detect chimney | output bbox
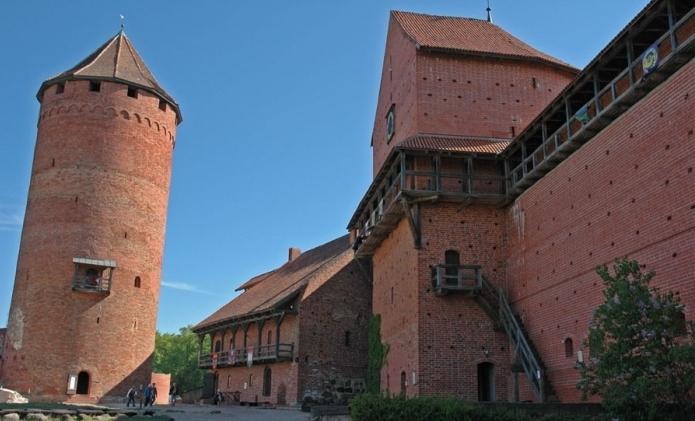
[288,247,302,262]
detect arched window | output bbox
[345,330,351,347]
[400,371,407,395]
[444,250,460,286]
[564,338,574,358]
[477,362,495,402]
[262,367,272,396]
[214,340,222,353]
[267,330,273,345]
[76,371,90,395]
[134,276,141,288]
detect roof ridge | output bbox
[392,9,490,24]
[73,33,119,77]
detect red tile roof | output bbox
[194,235,352,331]
[397,134,511,154]
[391,11,576,72]
[38,31,182,122]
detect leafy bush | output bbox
[577,259,695,420]
[366,314,389,394]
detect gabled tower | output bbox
[2,31,181,402]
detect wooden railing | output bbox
[72,275,111,293]
[431,264,483,295]
[199,343,294,368]
[509,6,695,192]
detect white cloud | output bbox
[161,281,211,295]
[0,205,23,231]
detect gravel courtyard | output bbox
[112,404,311,421]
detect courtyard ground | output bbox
[112,403,311,421]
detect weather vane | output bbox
[120,14,125,31]
[486,0,493,23]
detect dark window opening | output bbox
[400,371,406,395]
[477,362,495,402]
[134,276,141,288]
[267,330,273,345]
[76,371,90,395]
[127,86,138,98]
[345,331,351,347]
[89,81,101,92]
[564,338,574,358]
[532,77,539,89]
[56,83,65,94]
[159,99,167,111]
[444,250,461,285]
[262,367,272,396]
[214,340,222,353]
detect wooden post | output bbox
[275,313,285,358]
[466,156,473,194]
[666,0,677,49]
[399,152,406,191]
[564,97,572,138]
[434,153,441,193]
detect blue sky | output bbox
[0,0,649,333]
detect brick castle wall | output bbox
[297,260,371,401]
[506,59,695,402]
[2,79,177,402]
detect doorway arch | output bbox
[76,371,90,395]
[477,362,495,401]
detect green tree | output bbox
[154,326,209,393]
[577,259,695,420]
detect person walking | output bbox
[143,384,153,407]
[169,382,178,406]
[126,386,137,407]
[151,383,158,406]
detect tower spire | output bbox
[486,0,492,23]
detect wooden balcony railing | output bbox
[198,343,294,368]
[431,264,483,296]
[72,275,111,293]
[507,4,695,194]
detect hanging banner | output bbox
[642,44,659,76]
[575,105,591,124]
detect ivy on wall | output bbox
[367,314,389,394]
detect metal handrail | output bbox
[480,276,545,402]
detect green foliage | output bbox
[577,259,695,420]
[367,314,389,394]
[350,395,604,421]
[154,325,207,393]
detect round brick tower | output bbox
[1,31,181,402]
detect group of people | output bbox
[126,383,163,408]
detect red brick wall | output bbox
[505,59,695,402]
[371,17,576,177]
[150,372,171,405]
[416,54,575,139]
[216,362,299,405]
[297,260,371,401]
[417,203,510,400]
[2,79,177,402]
[371,17,419,176]
[372,219,420,396]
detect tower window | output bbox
[76,371,90,395]
[56,83,65,94]
[386,105,396,142]
[134,276,141,288]
[267,330,273,345]
[127,86,138,98]
[159,99,167,111]
[564,338,574,358]
[89,81,101,92]
[345,330,351,347]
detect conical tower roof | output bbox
[38,30,182,123]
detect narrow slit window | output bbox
[159,99,167,111]
[89,81,101,92]
[127,86,138,98]
[134,276,141,288]
[56,83,65,94]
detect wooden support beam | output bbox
[256,319,265,348]
[274,313,285,357]
[399,151,406,190]
[666,0,677,49]
[400,198,421,249]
